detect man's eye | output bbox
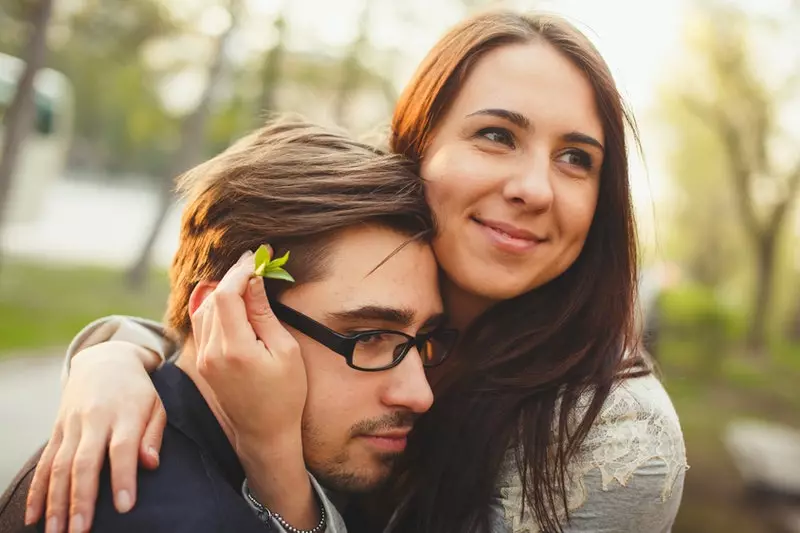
[356,333,390,345]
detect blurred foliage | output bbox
[1,0,181,176]
[0,0,400,179]
[656,286,800,532]
[657,1,800,354]
[0,0,54,254]
[0,0,31,57]
[659,284,740,376]
[126,0,245,288]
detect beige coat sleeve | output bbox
[62,315,172,382]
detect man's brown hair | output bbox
[165,118,434,340]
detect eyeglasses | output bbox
[270,300,459,372]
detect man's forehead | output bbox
[317,227,432,285]
[296,229,441,323]
[326,231,427,274]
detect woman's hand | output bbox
[191,252,316,529]
[26,342,166,533]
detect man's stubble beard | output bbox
[302,411,417,493]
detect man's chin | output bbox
[312,456,397,494]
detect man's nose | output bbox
[381,348,434,414]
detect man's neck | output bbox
[175,340,239,449]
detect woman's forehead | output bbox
[446,42,604,142]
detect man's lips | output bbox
[359,429,411,452]
[364,429,411,439]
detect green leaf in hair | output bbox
[253,244,295,283]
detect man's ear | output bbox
[188,280,219,317]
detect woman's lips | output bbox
[472,217,546,253]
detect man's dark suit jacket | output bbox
[0,363,271,532]
[0,445,40,533]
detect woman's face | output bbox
[422,42,604,305]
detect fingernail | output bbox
[24,508,33,525]
[249,278,260,295]
[69,513,84,532]
[116,490,133,513]
[148,446,160,465]
[45,516,58,533]
[238,250,253,262]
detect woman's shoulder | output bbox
[495,373,688,532]
[591,371,684,448]
[575,372,687,499]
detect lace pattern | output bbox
[498,374,687,532]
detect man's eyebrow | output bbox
[421,313,447,330]
[467,108,531,130]
[327,305,416,328]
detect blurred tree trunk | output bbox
[682,9,800,357]
[0,0,54,270]
[126,0,242,288]
[254,9,287,126]
[751,231,776,353]
[788,292,800,341]
[737,130,797,356]
[333,1,371,127]
[686,107,800,356]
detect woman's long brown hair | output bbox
[384,11,646,533]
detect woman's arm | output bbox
[62,315,173,378]
[27,318,176,533]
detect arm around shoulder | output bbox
[62,316,174,380]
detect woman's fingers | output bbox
[45,417,81,533]
[138,399,166,470]
[25,426,62,525]
[67,427,110,532]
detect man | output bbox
[0,119,455,532]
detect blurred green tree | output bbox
[0,0,31,56]
[254,5,287,127]
[126,0,244,288]
[660,2,800,355]
[0,0,54,270]
[45,0,180,176]
[333,0,372,128]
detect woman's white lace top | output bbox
[495,374,688,532]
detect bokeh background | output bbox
[1,0,799,531]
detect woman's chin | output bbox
[450,271,538,304]
[474,280,534,302]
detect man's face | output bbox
[279,225,442,493]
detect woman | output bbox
[26,10,686,533]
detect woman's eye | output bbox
[476,127,516,148]
[556,149,593,170]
